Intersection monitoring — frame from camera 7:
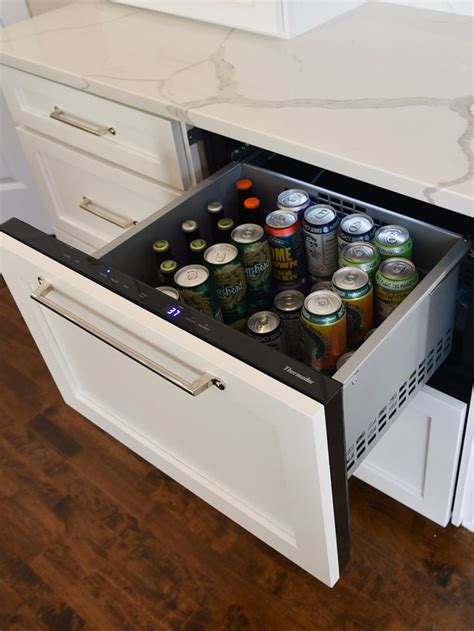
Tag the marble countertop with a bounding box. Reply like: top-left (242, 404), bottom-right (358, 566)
top-left (0, 1), bottom-right (473, 217)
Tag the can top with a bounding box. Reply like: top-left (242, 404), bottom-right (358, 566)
top-left (244, 197), bottom-right (261, 210)
top-left (304, 290), bottom-right (342, 316)
top-left (310, 280), bottom-right (332, 293)
top-left (217, 217), bottom-right (235, 231)
top-left (341, 241), bottom-right (378, 263)
top-left (236, 178), bottom-right (252, 191)
top-left (277, 189), bottom-right (310, 211)
top-left (207, 201), bottom-right (223, 214)
top-left (340, 213), bottom-right (374, 235)
top-left (336, 351), bottom-right (354, 369)
top-left (160, 259), bottom-right (178, 274)
top-left (190, 238), bottom-right (207, 253)
top-left (174, 264), bottom-right (209, 288)
top-left (375, 224), bottom-right (410, 246)
top-left (266, 210), bottom-right (298, 229)
top-left (181, 219), bottom-right (198, 233)
top-left (274, 289), bottom-right (304, 312)
top-left (332, 267), bottom-right (369, 291)
top-left (304, 204), bottom-right (337, 226)
top-left (204, 243), bottom-right (239, 265)
top-left (379, 258), bottom-right (417, 280)
top-left (231, 223), bottom-right (263, 244)
top-left (152, 239), bottom-right (170, 254)
top-left (156, 286), bottom-right (180, 299)
top-left (247, 311), bottom-right (280, 334)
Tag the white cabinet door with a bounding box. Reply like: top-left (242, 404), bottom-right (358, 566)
top-left (1, 230), bottom-right (349, 587)
top-left (355, 385), bottom-right (467, 526)
top-left (452, 386), bottom-right (474, 531)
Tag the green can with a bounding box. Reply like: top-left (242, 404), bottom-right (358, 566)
top-left (374, 225), bottom-right (413, 260)
top-left (204, 243), bottom-right (248, 330)
top-left (375, 258), bottom-right (418, 323)
top-left (339, 241), bottom-right (380, 281)
top-left (231, 223), bottom-right (272, 312)
top-left (159, 259), bottom-right (178, 285)
top-left (174, 265), bottom-right (222, 320)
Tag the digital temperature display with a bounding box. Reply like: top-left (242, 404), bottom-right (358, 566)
top-left (166, 306), bottom-right (183, 318)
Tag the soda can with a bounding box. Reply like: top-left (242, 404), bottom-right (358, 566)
top-left (374, 225), bottom-right (413, 261)
top-left (277, 189), bottom-right (312, 219)
top-left (332, 267), bottom-right (374, 348)
top-left (336, 351), bottom-right (355, 370)
top-left (339, 241), bottom-right (381, 281)
top-left (204, 243), bottom-right (248, 330)
top-left (156, 286), bottom-right (180, 301)
top-left (300, 290), bottom-right (347, 372)
top-left (338, 213), bottom-right (375, 252)
top-left (310, 280), bottom-right (332, 293)
top-left (231, 223), bottom-right (273, 312)
top-left (174, 265), bottom-right (222, 320)
top-left (273, 289), bottom-right (305, 360)
top-left (375, 258), bottom-right (419, 323)
top-left (265, 210), bottom-right (305, 285)
top-left (303, 205), bottom-right (339, 279)
top-left (247, 311), bottom-right (284, 352)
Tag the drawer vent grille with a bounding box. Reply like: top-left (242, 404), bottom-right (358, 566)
top-left (346, 327), bottom-right (453, 474)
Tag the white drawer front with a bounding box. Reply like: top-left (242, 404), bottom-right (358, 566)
top-left (2, 66), bottom-right (190, 189)
top-left (17, 127), bottom-right (181, 250)
top-left (1, 234), bottom-right (347, 588)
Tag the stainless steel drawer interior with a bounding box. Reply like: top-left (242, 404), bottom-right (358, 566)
top-left (98, 163), bottom-right (469, 474)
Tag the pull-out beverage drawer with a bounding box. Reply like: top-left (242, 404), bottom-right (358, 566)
top-left (1, 162), bottom-right (468, 588)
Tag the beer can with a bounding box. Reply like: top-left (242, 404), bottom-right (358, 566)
top-left (339, 241), bottom-right (381, 281)
top-left (265, 210), bottom-right (305, 285)
top-left (310, 280), bottom-right (332, 293)
top-left (156, 286), bottom-right (180, 301)
top-left (231, 223), bottom-right (273, 312)
top-left (174, 265), bottom-right (222, 320)
top-left (338, 213), bottom-right (375, 252)
top-left (375, 258), bottom-right (418, 323)
top-left (277, 189), bottom-right (312, 219)
top-left (374, 225), bottom-right (413, 260)
top-left (336, 351), bottom-right (355, 370)
top-left (300, 290), bottom-right (347, 372)
top-left (247, 311), bottom-right (284, 352)
top-left (332, 267), bottom-right (374, 348)
top-left (303, 205), bottom-right (339, 279)
top-left (204, 243), bottom-right (248, 330)
top-left (273, 289), bottom-right (304, 360)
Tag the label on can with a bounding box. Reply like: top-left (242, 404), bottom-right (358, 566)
top-left (232, 224), bottom-right (273, 311)
top-left (332, 267), bottom-right (374, 348)
top-left (375, 258), bottom-right (418, 323)
top-left (300, 291), bottom-right (347, 371)
top-left (303, 205), bottom-right (339, 278)
top-left (338, 213), bottom-right (375, 252)
top-left (274, 290), bottom-right (304, 360)
top-left (247, 311), bottom-right (284, 352)
top-left (265, 211), bottom-right (305, 284)
top-left (174, 265), bottom-right (222, 320)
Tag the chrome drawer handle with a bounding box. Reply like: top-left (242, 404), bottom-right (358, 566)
top-left (31, 280), bottom-right (225, 396)
top-left (79, 197), bottom-right (138, 229)
top-left (50, 106), bottom-right (116, 136)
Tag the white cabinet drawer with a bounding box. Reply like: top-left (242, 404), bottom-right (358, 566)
top-left (17, 127), bottom-right (181, 250)
top-left (2, 66), bottom-right (190, 189)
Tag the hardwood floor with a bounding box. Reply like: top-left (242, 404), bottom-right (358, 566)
top-left (1, 275), bottom-right (473, 631)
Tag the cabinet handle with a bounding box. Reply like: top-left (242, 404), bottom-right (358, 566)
top-left (79, 197), bottom-right (138, 229)
top-left (31, 280), bottom-right (225, 396)
top-left (50, 106), bottom-right (116, 136)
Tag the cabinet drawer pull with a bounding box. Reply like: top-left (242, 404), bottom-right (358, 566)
top-left (79, 197), bottom-right (138, 229)
top-left (50, 106), bottom-right (116, 136)
top-left (31, 280), bottom-right (225, 396)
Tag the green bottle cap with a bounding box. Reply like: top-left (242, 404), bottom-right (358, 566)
top-left (153, 239), bottom-right (170, 254)
top-left (217, 217), bottom-right (235, 231)
top-left (190, 238), bottom-right (207, 253)
top-left (182, 219), bottom-right (198, 233)
top-left (160, 259), bottom-right (178, 274)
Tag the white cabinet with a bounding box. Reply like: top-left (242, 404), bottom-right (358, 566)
top-left (355, 386), bottom-right (467, 526)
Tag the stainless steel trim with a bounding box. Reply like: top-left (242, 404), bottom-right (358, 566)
top-left (50, 106), bottom-right (116, 136)
top-left (31, 280), bottom-right (225, 396)
top-left (79, 197), bottom-right (138, 229)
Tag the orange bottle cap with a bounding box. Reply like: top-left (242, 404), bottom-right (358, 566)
top-left (244, 197), bottom-right (261, 210)
top-left (236, 178), bottom-right (252, 191)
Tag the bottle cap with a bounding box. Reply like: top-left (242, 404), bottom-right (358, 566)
top-left (152, 240), bottom-right (170, 254)
top-left (217, 217), bottom-right (235, 231)
top-left (236, 178), bottom-right (252, 191)
top-left (244, 197), bottom-right (261, 210)
top-left (190, 238), bottom-right (207, 253)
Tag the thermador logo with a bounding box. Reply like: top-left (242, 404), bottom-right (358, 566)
top-left (284, 365), bottom-right (314, 384)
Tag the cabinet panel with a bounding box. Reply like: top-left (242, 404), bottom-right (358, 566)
top-left (355, 386), bottom-right (467, 526)
top-left (17, 127), bottom-right (180, 250)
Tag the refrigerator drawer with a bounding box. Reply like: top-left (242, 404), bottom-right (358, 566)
top-left (17, 127), bottom-right (181, 251)
top-left (100, 162), bottom-right (469, 476)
